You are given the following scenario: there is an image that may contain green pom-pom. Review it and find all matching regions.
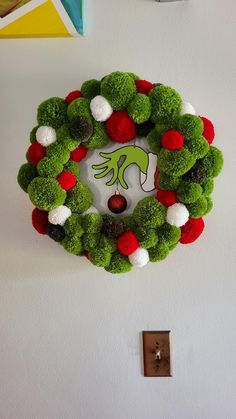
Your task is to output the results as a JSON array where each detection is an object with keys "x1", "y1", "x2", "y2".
[
  {"x1": 66, "y1": 183, "x2": 93, "y2": 213},
  {"x1": 205, "y1": 196, "x2": 213, "y2": 215},
  {"x1": 46, "y1": 142, "x2": 70, "y2": 164},
  {"x1": 126, "y1": 72, "x2": 140, "y2": 81},
  {"x1": 136, "y1": 227, "x2": 158, "y2": 249},
  {"x1": 121, "y1": 215, "x2": 137, "y2": 231},
  {"x1": 149, "y1": 85, "x2": 182, "y2": 124},
  {"x1": 177, "y1": 181, "x2": 202, "y2": 204},
  {"x1": 86, "y1": 121, "x2": 109, "y2": 149},
  {"x1": 57, "y1": 124, "x2": 80, "y2": 151},
  {"x1": 30, "y1": 126, "x2": 38, "y2": 143},
  {"x1": 37, "y1": 157, "x2": 63, "y2": 178},
  {"x1": 99, "y1": 235, "x2": 117, "y2": 253},
  {"x1": 148, "y1": 243, "x2": 169, "y2": 262},
  {"x1": 63, "y1": 214, "x2": 84, "y2": 237},
  {"x1": 202, "y1": 146, "x2": 223, "y2": 177},
  {"x1": 28, "y1": 177, "x2": 66, "y2": 211},
  {"x1": 37, "y1": 97, "x2": 67, "y2": 129},
  {"x1": 157, "y1": 223, "x2": 181, "y2": 246},
  {"x1": 158, "y1": 172, "x2": 180, "y2": 190},
  {"x1": 101, "y1": 71, "x2": 136, "y2": 110},
  {"x1": 90, "y1": 248, "x2": 111, "y2": 267},
  {"x1": 187, "y1": 196, "x2": 208, "y2": 218},
  {"x1": 105, "y1": 253, "x2": 132, "y2": 274},
  {"x1": 69, "y1": 116, "x2": 93, "y2": 142},
  {"x1": 64, "y1": 160, "x2": 80, "y2": 180},
  {"x1": 67, "y1": 98, "x2": 91, "y2": 121},
  {"x1": 83, "y1": 233, "x2": 100, "y2": 251},
  {"x1": 81, "y1": 79, "x2": 101, "y2": 100},
  {"x1": 82, "y1": 213, "x2": 103, "y2": 233},
  {"x1": 17, "y1": 163, "x2": 37, "y2": 192},
  {"x1": 158, "y1": 147, "x2": 195, "y2": 176},
  {"x1": 127, "y1": 93, "x2": 151, "y2": 124},
  {"x1": 147, "y1": 128, "x2": 162, "y2": 154},
  {"x1": 133, "y1": 197, "x2": 166, "y2": 228},
  {"x1": 63, "y1": 234, "x2": 83, "y2": 255},
  {"x1": 185, "y1": 136, "x2": 209, "y2": 159},
  {"x1": 178, "y1": 114, "x2": 203, "y2": 140},
  {"x1": 155, "y1": 121, "x2": 175, "y2": 135},
  {"x1": 201, "y1": 178, "x2": 214, "y2": 196}
]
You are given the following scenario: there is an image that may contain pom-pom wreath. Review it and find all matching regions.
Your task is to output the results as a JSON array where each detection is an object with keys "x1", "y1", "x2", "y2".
[
  {"x1": 36, "y1": 126, "x2": 56, "y2": 147},
  {"x1": 156, "y1": 189, "x2": 178, "y2": 207},
  {"x1": 65, "y1": 90, "x2": 83, "y2": 104},
  {"x1": 70, "y1": 144, "x2": 88, "y2": 162},
  {"x1": 18, "y1": 71, "x2": 223, "y2": 274},
  {"x1": 166, "y1": 203, "x2": 189, "y2": 227},
  {"x1": 48, "y1": 205, "x2": 72, "y2": 226},
  {"x1": 161, "y1": 130, "x2": 184, "y2": 150},
  {"x1": 200, "y1": 117, "x2": 215, "y2": 144},
  {"x1": 101, "y1": 71, "x2": 136, "y2": 110},
  {"x1": 135, "y1": 79, "x2": 154, "y2": 95},
  {"x1": 105, "y1": 111, "x2": 136, "y2": 143},
  {"x1": 46, "y1": 223, "x2": 65, "y2": 242},
  {"x1": 32, "y1": 208, "x2": 48, "y2": 234},
  {"x1": 57, "y1": 171, "x2": 77, "y2": 190},
  {"x1": 128, "y1": 247, "x2": 149, "y2": 268},
  {"x1": 28, "y1": 142, "x2": 46, "y2": 165},
  {"x1": 180, "y1": 101, "x2": 196, "y2": 116},
  {"x1": 117, "y1": 231, "x2": 139, "y2": 256},
  {"x1": 180, "y1": 217, "x2": 205, "y2": 244},
  {"x1": 90, "y1": 95, "x2": 113, "y2": 122}
]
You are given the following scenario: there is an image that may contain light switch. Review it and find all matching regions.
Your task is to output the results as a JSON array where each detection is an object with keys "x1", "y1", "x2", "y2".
[{"x1": 142, "y1": 331, "x2": 172, "y2": 377}]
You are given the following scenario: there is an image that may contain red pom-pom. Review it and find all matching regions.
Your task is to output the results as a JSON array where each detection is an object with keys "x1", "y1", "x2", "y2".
[
  {"x1": 200, "y1": 116, "x2": 215, "y2": 144},
  {"x1": 70, "y1": 144, "x2": 88, "y2": 162},
  {"x1": 117, "y1": 231, "x2": 139, "y2": 256},
  {"x1": 65, "y1": 90, "x2": 83, "y2": 104},
  {"x1": 162, "y1": 130, "x2": 184, "y2": 150},
  {"x1": 156, "y1": 189, "x2": 178, "y2": 207},
  {"x1": 154, "y1": 168, "x2": 160, "y2": 189},
  {"x1": 32, "y1": 208, "x2": 48, "y2": 234},
  {"x1": 105, "y1": 111, "x2": 136, "y2": 144},
  {"x1": 28, "y1": 142, "x2": 46, "y2": 165},
  {"x1": 57, "y1": 171, "x2": 77, "y2": 191},
  {"x1": 135, "y1": 79, "x2": 155, "y2": 95},
  {"x1": 180, "y1": 217, "x2": 205, "y2": 244}
]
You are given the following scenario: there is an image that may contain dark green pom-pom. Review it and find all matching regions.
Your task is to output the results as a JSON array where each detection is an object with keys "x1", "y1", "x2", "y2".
[
  {"x1": 56, "y1": 124, "x2": 80, "y2": 151},
  {"x1": 30, "y1": 126, "x2": 38, "y2": 143},
  {"x1": 185, "y1": 135, "x2": 209, "y2": 159},
  {"x1": 63, "y1": 214, "x2": 84, "y2": 237},
  {"x1": 37, "y1": 97, "x2": 67, "y2": 129},
  {"x1": 201, "y1": 178, "x2": 214, "y2": 196},
  {"x1": 136, "y1": 227, "x2": 158, "y2": 249},
  {"x1": 158, "y1": 147, "x2": 195, "y2": 176},
  {"x1": 128, "y1": 93, "x2": 151, "y2": 124},
  {"x1": 28, "y1": 177, "x2": 66, "y2": 211},
  {"x1": 187, "y1": 196, "x2": 208, "y2": 218},
  {"x1": 64, "y1": 160, "x2": 80, "y2": 180},
  {"x1": 178, "y1": 114, "x2": 203, "y2": 140},
  {"x1": 101, "y1": 71, "x2": 136, "y2": 110},
  {"x1": 66, "y1": 183, "x2": 93, "y2": 213},
  {"x1": 147, "y1": 128, "x2": 162, "y2": 154},
  {"x1": 86, "y1": 121, "x2": 109, "y2": 149},
  {"x1": 67, "y1": 98, "x2": 91, "y2": 121},
  {"x1": 149, "y1": 85, "x2": 182, "y2": 124},
  {"x1": 157, "y1": 223, "x2": 181, "y2": 246},
  {"x1": 105, "y1": 253, "x2": 132, "y2": 274},
  {"x1": 69, "y1": 116, "x2": 93, "y2": 142},
  {"x1": 83, "y1": 233, "x2": 101, "y2": 252},
  {"x1": 148, "y1": 243, "x2": 169, "y2": 262},
  {"x1": 158, "y1": 172, "x2": 180, "y2": 190},
  {"x1": 133, "y1": 197, "x2": 166, "y2": 228},
  {"x1": 17, "y1": 163, "x2": 37, "y2": 192},
  {"x1": 46, "y1": 223, "x2": 65, "y2": 242},
  {"x1": 177, "y1": 181, "x2": 203, "y2": 204},
  {"x1": 81, "y1": 79, "x2": 101, "y2": 100}
]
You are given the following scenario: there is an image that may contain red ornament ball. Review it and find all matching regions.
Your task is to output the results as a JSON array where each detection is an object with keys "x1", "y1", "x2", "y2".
[
  {"x1": 65, "y1": 90, "x2": 83, "y2": 104},
  {"x1": 32, "y1": 208, "x2": 48, "y2": 234},
  {"x1": 28, "y1": 142, "x2": 46, "y2": 165},
  {"x1": 180, "y1": 217, "x2": 205, "y2": 244},
  {"x1": 57, "y1": 171, "x2": 77, "y2": 191},
  {"x1": 105, "y1": 111, "x2": 136, "y2": 144},
  {"x1": 70, "y1": 144, "x2": 88, "y2": 162},
  {"x1": 161, "y1": 130, "x2": 185, "y2": 150},
  {"x1": 108, "y1": 192, "x2": 127, "y2": 214},
  {"x1": 156, "y1": 189, "x2": 178, "y2": 207},
  {"x1": 135, "y1": 79, "x2": 155, "y2": 95},
  {"x1": 117, "y1": 231, "x2": 139, "y2": 256},
  {"x1": 200, "y1": 116, "x2": 215, "y2": 144}
]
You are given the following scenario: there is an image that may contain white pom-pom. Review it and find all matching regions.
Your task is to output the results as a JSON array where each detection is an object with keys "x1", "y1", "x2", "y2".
[
  {"x1": 36, "y1": 126, "x2": 56, "y2": 147},
  {"x1": 166, "y1": 203, "x2": 189, "y2": 227},
  {"x1": 48, "y1": 205, "x2": 71, "y2": 226},
  {"x1": 128, "y1": 248, "x2": 149, "y2": 268},
  {"x1": 180, "y1": 101, "x2": 196, "y2": 116},
  {"x1": 90, "y1": 95, "x2": 113, "y2": 122},
  {"x1": 83, "y1": 205, "x2": 99, "y2": 215}
]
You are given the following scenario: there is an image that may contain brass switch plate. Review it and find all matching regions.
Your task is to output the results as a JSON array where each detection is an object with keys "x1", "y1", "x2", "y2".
[{"x1": 142, "y1": 331, "x2": 172, "y2": 377}]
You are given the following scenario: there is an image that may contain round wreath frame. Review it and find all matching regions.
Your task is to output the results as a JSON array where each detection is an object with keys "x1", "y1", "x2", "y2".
[{"x1": 17, "y1": 71, "x2": 223, "y2": 274}]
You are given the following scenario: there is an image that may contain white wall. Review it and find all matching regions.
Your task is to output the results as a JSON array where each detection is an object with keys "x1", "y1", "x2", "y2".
[{"x1": 0, "y1": 1, "x2": 235, "y2": 418}]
